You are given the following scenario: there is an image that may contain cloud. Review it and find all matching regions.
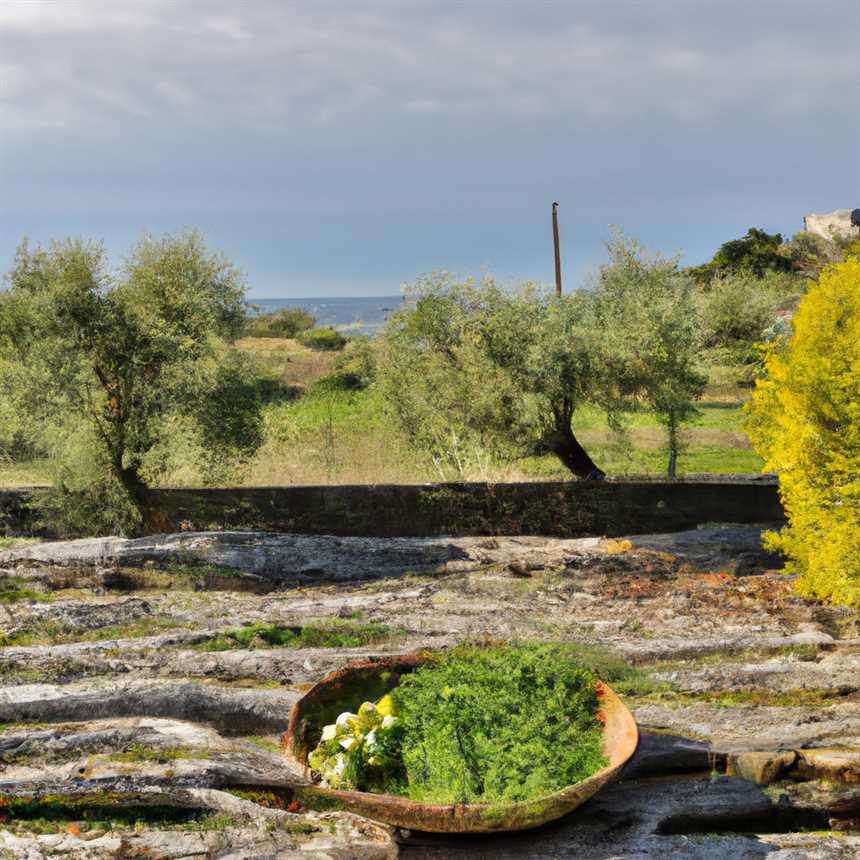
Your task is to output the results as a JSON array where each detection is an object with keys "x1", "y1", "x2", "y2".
[
  {"x1": 1, "y1": 0, "x2": 857, "y2": 294},
  {"x1": 3, "y1": 0, "x2": 855, "y2": 140}
]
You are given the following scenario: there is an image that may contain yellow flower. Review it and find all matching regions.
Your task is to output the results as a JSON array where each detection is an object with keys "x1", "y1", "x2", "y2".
[{"x1": 376, "y1": 694, "x2": 395, "y2": 717}]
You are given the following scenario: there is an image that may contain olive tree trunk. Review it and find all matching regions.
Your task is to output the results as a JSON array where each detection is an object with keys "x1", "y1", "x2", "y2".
[{"x1": 545, "y1": 398, "x2": 606, "y2": 480}]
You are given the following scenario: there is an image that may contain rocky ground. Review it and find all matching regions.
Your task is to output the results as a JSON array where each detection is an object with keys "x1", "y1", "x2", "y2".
[{"x1": 0, "y1": 525, "x2": 857, "y2": 859}]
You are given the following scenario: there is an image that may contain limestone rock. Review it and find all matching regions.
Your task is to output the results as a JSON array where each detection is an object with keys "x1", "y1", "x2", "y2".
[
  {"x1": 1, "y1": 524, "x2": 857, "y2": 854},
  {"x1": 634, "y1": 701, "x2": 860, "y2": 751},
  {"x1": 726, "y1": 750, "x2": 796, "y2": 784},
  {"x1": 621, "y1": 732, "x2": 722, "y2": 779},
  {"x1": 804, "y1": 209, "x2": 860, "y2": 241},
  {"x1": 795, "y1": 749, "x2": 860, "y2": 783}
]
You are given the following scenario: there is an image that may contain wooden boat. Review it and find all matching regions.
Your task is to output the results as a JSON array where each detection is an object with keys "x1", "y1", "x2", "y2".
[{"x1": 283, "y1": 651, "x2": 639, "y2": 833}]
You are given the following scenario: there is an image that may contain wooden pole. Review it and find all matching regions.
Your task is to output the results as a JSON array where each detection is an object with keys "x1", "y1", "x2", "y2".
[{"x1": 552, "y1": 202, "x2": 562, "y2": 297}]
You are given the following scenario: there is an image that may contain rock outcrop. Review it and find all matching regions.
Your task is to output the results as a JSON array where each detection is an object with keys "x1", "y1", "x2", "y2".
[
  {"x1": 804, "y1": 208, "x2": 860, "y2": 241},
  {"x1": 0, "y1": 525, "x2": 857, "y2": 857}
]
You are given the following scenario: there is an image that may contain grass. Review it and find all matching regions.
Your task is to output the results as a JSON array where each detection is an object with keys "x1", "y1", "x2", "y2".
[
  {"x1": 0, "y1": 346, "x2": 765, "y2": 488},
  {"x1": 0, "y1": 616, "x2": 180, "y2": 648},
  {"x1": 535, "y1": 642, "x2": 673, "y2": 698},
  {"x1": 106, "y1": 744, "x2": 196, "y2": 763},
  {"x1": 0, "y1": 459, "x2": 51, "y2": 488},
  {"x1": 0, "y1": 537, "x2": 40, "y2": 550},
  {"x1": 0, "y1": 795, "x2": 239, "y2": 834},
  {"x1": 647, "y1": 643, "x2": 825, "y2": 674},
  {"x1": 627, "y1": 687, "x2": 853, "y2": 709},
  {"x1": 235, "y1": 336, "x2": 337, "y2": 390},
  {"x1": 243, "y1": 735, "x2": 283, "y2": 754},
  {"x1": 0, "y1": 576, "x2": 51, "y2": 604},
  {"x1": 193, "y1": 619, "x2": 399, "y2": 652},
  {"x1": 241, "y1": 354, "x2": 763, "y2": 483}
]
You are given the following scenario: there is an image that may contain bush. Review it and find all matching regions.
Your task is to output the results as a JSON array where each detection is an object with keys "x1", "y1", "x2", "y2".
[
  {"x1": 297, "y1": 326, "x2": 347, "y2": 351},
  {"x1": 747, "y1": 257, "x2": 860, "y2": 606},
  {"x1": 244, "y1": 306, "x2": 316, "y2": 338},
  {"x1": 781, "y1": 231, "x2": 845, "y2": 280},
  {"x1": 390, "y1": 644, "x2": 606, "y2": 803},
  {"x1": 323, "y1": 336, "x2": 377, "y2": 389},
  {"x1": 700, "y1": 272, "x2": 777, "y2": 352},
  {"x1": 689, "y1": 227, "x2": 792, "y2": 283}
]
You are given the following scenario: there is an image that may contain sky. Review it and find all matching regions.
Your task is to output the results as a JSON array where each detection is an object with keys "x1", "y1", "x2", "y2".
[{"x1": 1, "y1": 1, "x2": 858, "y2": 298}]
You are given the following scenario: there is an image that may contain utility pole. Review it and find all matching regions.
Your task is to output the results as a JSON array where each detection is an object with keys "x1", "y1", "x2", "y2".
[{"x1": 552, "y1": 202, "x2": 562, "y2": 297}]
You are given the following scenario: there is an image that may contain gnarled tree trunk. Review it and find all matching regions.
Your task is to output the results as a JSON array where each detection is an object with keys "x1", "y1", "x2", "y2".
[
  {"x1": 115, "y1": 463, "x2": 171, "y2": 535},
  {"x1": 544, "y1": 398, "x2": 606, "y2": 480}
]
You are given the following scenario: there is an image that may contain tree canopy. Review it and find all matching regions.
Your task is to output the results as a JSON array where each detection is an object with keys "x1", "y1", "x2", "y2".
[
  {"x1": 689, "y1": 227, "x2": 792, "y2": 283},
  {"x1": 0, "y1": 231, "x2": 263, "y2": 534},
  {"x1": 590, "y1": 235, "x2": 706, "y2": 477},
  {"x1": 379, "y1": 235, "x2": 706, "y2": 480},
  {"x1": 378, "y1": 273, "x2": 605, "y2": 479}
]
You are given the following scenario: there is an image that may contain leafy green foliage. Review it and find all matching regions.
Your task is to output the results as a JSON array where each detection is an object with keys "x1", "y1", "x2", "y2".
[
  {"x1": 0, "y1": 231, "x2": 265, "y2": 534},
  {"x1": 380, "y1": 235, "x2": 708, "y2": 480},
  {"x1": 325, "y1": 336, "x2": 377, "y2": 389},
  {"x1": 244, "y1": 306, "x2": 316, "y2": 338},
  {"x1": 590, "y1": 233, "x2": 707, "y2": 477},
  {"x1": 689, "y1": 227, "x2": 792, "y2": 283},
  {"x1": 388, "y1": 644, "x2": 607, "y2": 804},
  {"x1": 781, "y1": 230, "x2": 847, "y2": 280},
  {"x1": 699, "y1": 272, "x2": 779, "y2": 354},
  {"x1": 195, "y1": 620, "x2": 397, "y2": 651},
  {"x1": 378, "y1": 273, "x2": 606, "y2": 479},
  {"x1": 298, "y1": 327, "x2": 347, "y2": 351}
]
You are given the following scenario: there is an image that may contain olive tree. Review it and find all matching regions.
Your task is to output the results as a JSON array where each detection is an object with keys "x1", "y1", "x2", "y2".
[
  {"x1": 379, "y1": 233, "x2": 706, "y2": 481},
  {"x1": 589, "y1": 234, "x2": 706, "y2": 478},
  {"x1": 0, "y1": 231, "x2": 263, "y2": 534},
  {"x1": 378, "y1": 273, "x2": 607, "y2": 480}
]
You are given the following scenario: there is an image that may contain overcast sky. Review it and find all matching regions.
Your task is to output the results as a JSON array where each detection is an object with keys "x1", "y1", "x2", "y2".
[{"x1": 1, "y1": 1, "x2": 858, "y2": 297}]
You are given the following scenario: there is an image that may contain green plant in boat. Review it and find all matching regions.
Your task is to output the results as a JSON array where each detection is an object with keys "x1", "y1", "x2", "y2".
[{"x1": 306, "y1": 644, "x2": 608, "y2": 804}]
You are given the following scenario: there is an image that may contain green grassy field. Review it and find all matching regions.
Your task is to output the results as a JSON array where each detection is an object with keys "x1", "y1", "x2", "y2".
[{"x1": 0, "y1": 340, "x2": 765, "y2": 489}]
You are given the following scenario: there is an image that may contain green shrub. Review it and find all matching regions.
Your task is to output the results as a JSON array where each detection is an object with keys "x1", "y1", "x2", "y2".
[
  {"x1": 196, "y1": 620, "x2": 396, "y2": 651},
  {"x1": 781, "y1": 230, "x2": 845, "y2": 279},
  {"x1": 388, "y1": 644, "x2": 607, "y2": 804},
  {"x1": 298, "y1": 327, "x2": 347, "y2": 351},
  {"x1": 700, "y1": 272, "x2": 777, "y2": 353},
  {"x1": 325, "y1": 336, "x2": 377, "y2": 389},
  {"x1": 689, "y1": 227, "x2": 792, "y2": 283},
  {"x1": 244, "y1": 307, "x2": 316, "y2": 338}
]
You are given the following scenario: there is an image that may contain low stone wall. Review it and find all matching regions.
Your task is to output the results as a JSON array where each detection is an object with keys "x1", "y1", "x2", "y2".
[{"x1": 2, "y1": 479, "x2": 783, "y2": 538}]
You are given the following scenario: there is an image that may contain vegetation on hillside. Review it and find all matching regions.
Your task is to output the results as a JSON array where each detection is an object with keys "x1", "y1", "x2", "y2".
[
  {"x1": 244, "y1": 306, "x2": 316, "y2": 338},
  {"x1": 3, "y1": 223, "x2": 858, "y2": 556}
]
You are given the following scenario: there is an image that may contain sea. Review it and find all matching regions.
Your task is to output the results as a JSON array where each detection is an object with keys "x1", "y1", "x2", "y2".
[{"x1": 247, "y1": 296, "x2": 406, "y2": 336}]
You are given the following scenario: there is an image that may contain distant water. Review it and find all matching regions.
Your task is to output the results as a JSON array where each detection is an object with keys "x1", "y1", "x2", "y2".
[{"x1": 247, "y1": 295, "x2": 405, "y2": 336}]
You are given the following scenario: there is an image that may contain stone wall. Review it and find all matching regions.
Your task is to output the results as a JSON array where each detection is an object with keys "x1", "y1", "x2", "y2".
[{"x1": 2, "y1": 479, "x2": 784, "y2": 539}]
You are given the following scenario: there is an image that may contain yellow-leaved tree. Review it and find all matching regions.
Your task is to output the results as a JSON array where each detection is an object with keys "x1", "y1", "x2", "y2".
[{"x1": 747, "y1": 256, "x2": 860, "y2": 606}]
